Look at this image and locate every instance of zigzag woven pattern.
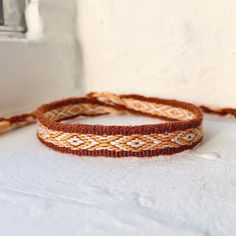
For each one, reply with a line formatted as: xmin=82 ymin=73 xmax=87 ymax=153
xmin=32 ymin=92 xmax=204 ymax=157
xmin=38 ymin=123 xmax=202 ymax=152
xmin=2 ymin=92 xmax=220 ymax=157
xmin=1 ymin=92 xmax=235 ymax=157
xmin=44 ymin=104 xmax=115 ymax=121
xmin=91 ymin=93 xmax=196 ymax=121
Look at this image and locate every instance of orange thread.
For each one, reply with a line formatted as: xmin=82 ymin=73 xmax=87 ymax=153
xmin=1 ymin=92 xmax=235 ymax=157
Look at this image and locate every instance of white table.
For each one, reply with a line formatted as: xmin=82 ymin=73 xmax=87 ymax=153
xmin=0 ymin=114 xmax=236 ymax=236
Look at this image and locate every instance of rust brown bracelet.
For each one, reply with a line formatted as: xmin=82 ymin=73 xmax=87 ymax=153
xmin=0 ymin=92 xmax=203 ymax=157
xmin=0 ymin=92 xmax=235 ymax=157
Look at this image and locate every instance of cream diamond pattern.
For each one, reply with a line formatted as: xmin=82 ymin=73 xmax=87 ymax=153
xmin=183 ymin=132 xmax=195 ymax=141
xmin=127 ymin=138 xmax=147 ymax=148
xmin=67 ymin=136 xmax=84 ymax=147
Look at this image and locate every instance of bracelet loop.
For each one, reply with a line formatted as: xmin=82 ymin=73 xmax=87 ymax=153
xmin=35 ymin=93 xmax=203 ymax=157
xmin=2 ymin=92 xmax=235 ymax=158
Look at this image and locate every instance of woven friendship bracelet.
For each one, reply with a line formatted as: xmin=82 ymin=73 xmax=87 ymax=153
xmin=1 ymin=92 xmax=236 ymax=157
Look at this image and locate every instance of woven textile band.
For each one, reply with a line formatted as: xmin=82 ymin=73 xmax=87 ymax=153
xmin=1 ymin=92 xmax=206 ymax=157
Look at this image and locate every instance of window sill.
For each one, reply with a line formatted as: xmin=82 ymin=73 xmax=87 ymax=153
xmin=0 ymin=25 xmax=25 ymax=32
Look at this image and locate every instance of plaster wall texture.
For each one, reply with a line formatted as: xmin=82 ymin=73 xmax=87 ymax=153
xmin=77 ymin=0 xmax=236 ymax=107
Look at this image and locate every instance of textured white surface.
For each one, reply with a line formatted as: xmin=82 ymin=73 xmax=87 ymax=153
xmin=77 ymin=0 xmax=236 ymax=107
xmin=0 ymin=114 xmax=236 ymax=236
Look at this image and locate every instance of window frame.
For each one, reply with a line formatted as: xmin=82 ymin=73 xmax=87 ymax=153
xmin=0 ymin=0 xmax=26 ymax=34
xmin=0 ymin=0 xmax=4 ymax=25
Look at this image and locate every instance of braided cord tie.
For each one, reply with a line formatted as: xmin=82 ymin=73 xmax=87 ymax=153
xmin=1 ymin=92 xmax=235 ymax=157
xmin=0 ymin=113 xmax=36 ymax=134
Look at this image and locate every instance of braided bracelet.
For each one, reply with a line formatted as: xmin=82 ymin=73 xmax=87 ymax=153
xmin=1 ymin=92 xmax=236 ymax=157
